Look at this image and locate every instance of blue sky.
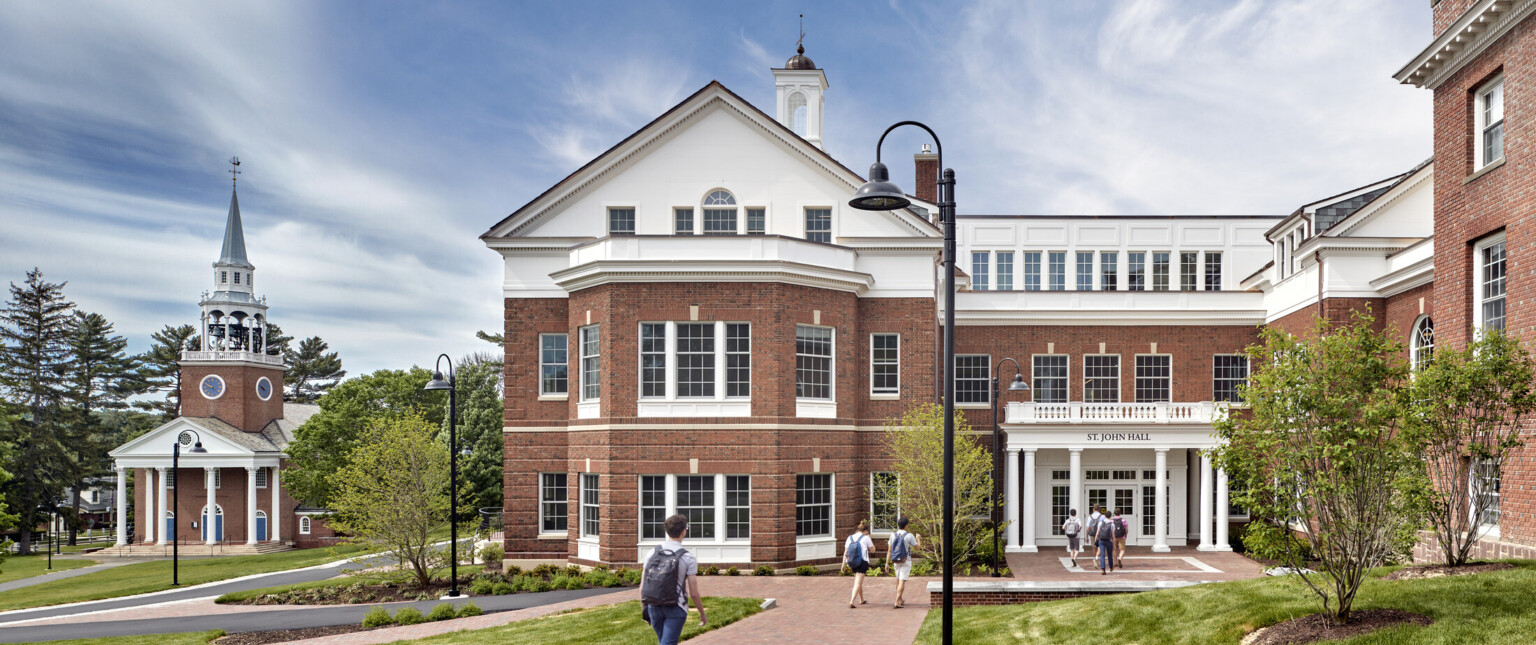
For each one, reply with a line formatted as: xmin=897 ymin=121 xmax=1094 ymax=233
xmin=0 ymin=1 xmax=1433 ymax=376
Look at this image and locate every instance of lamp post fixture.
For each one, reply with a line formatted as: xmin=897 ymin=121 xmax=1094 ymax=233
xmin=423 ymin=354 xmax=461 ymax=598
xmin=990 ymin=359 xmax=1029 ymax=577
xmin=849 ymin=120 xmax=960 ymax=644
xmin=172 ymin=430 xmax=208 ymax=586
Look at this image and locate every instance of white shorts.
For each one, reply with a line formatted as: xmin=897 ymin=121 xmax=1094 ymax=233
xmin=893 ymin=559 xmax=913 ymax=581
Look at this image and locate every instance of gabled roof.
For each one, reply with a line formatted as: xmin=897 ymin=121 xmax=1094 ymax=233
xmin=218 ymin=188 xmax=252 ymax=269
xmin=481 ymin=80 xmax=939 ymax=240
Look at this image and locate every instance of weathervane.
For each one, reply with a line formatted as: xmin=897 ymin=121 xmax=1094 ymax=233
xmin=229 ymin=156 xmax=241 ymax=185
xmin=797 ymin=14 xmax=805 ymax=51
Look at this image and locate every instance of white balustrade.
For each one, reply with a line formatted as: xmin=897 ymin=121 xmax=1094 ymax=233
xmin=1006 ymin=401 xmax=1221 ymax=424
xmin=181 ymin=350 xmax=284 ymax=366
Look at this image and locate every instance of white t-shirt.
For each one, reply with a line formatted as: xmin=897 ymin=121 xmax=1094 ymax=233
xmin=888 ymin=530 xmax=916 ymax=559
xmin=845 ymin=532 xmax=874 ymax=565
xmin=644 ymin=540 xmax=698 ymax=608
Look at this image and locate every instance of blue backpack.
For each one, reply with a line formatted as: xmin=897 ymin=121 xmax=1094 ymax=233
xmin=889 ymin=530 xmax=910 ymax=564
xmin=845 ymin=534 xmax=867 ymax=568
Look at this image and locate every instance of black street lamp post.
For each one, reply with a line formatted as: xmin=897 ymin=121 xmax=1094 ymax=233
xmin=423 ymin=354 xmax=462 ymax=598
xmin=849 ymin=121 xmax=959 ymax=644
xmin=172 ymin=430 xmax=208 ymax=586
xmin=990 ymin=359 xmax=1029 ymax=577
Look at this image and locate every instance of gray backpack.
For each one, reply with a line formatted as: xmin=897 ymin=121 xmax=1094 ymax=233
xmin=641 ymin=546 xmax=686 ymax=606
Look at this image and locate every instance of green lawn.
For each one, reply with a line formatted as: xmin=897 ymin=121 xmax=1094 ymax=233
xmin=0 ymin=556 xmax=97 ymax=584
xmin=916 ymin=560 xmax=1536 ymax=644
xmin=390 ymin=597 xmax=763 ymax=644
xmin=214 ymin=565 xmax=483 ymax=604
xmin=16 ymin=630 xmax=223 ymax=645
xmin=0 ymin=545 xmax=366 ymax=612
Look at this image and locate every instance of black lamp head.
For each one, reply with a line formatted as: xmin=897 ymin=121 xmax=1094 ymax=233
xmin=188 ymin=442 xmax=208 ymax=454
xmin=849 ymin=162 xmax=911 ymax=211
xmin=423 ymin=370 xmax=452 ymax=391
xmin=1008 ymin=373 xmax=1030 ymax=391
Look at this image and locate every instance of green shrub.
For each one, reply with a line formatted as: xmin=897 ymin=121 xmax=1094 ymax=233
xmin=504 ymin=564 xmax=523 ymax=577
xmin=753 ymin=565 xmax=774 ymax=576
xmin=621 ymin=568 xmax=643 ymax=584
xmin=726 ymin=566 xmax=740 ymax=576
xmin=394 ymin=606 xmax=426 ymax=625
xmin=427 ymin=603 xmax=458 ymax=622
xmin=457 ymin=602 xmax=483 ymax=618
xmin=361 ymin=606 xmax=395 ymax=628
xmin=470 ymin=579 xmax=494 ymax=595
xmin=999 ymin=567 xmax=1012 ymax=577
xmin=796 ymin=565 xmax=818 ymax=576
xmin=563 ymin=576 xmax=585 ymax=590
xmin=531 ymin=563 xmax=561 ymax=579
xmin=840 ymin=566 xmax=853 ymax=576
xmin=491 ymin=581 xmax=514 ymax=595
xmin=528 ymin=578 xmax=554 ymax=593
xmin=912 ymin=559 xmax=937 ymax=576
xmin=565 ymin=564 xmax=583 ymax=577
xmin=550 ymin=574 xmax=572 ymax=589
xmin=479 ymin=542 xmax=504 ymax=564
xmin=702 ymin=565 xmax=720 ymax=576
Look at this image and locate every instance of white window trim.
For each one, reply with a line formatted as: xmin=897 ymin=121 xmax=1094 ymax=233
xmin=700 ymin=189 xmax=740 ymax=236
xmin=604 ymin=203 xmax=638 ymax=236
xmin=744 ymin=203 xmax=769 ymax=235
xmin=579 ymin=325 xmax=600 ymax=403
xmin=1099 ymin=251 xmax=1119 ymax=292
xmin=1031 ymin=354 xmax=1070 ymax=404
xmin=299 ymin=516 xmax=311 ymax=535
xmin=580 ymin=473 xmax=600 ymax=539
xmin=255 ymin=467 xmax=268 ymax=489
xmin=794 ymin=472 xmax=836 ymax=541
xmin=673 ymin=207 xmax=696 ymax=235
xmin=1470 ymin=457 xmax=1501 ymax=538
xmin=635 ymin=473 xmax=753 ymax=547
xmin=971 ymin=251 xmax=991 ymax=291
xmin=1046 ymin=250 xmax=1066 ymax=292
xmin=539 ymin=472 xmax=569 ymax=537
xmin=637 ymin=321 xmax=751 ymax=403
xmin=1083 ymin=354 xmax=1122 ymax=403
xmin=869 ymin=471 xmax=900 ymax=534
xmin=1133 ymin=354 xmax=1174 ymax=403
xmin=795 ymin=324 xmax=836 ymax=403
xmin=538 ymin=333 xmax=569 ymax=400
xmin=1022 ymin=250 xmax=1042 ymax=292
xmin=869 ymin=333 xmax=900 ymax=398
xmin=800 ymin=203 xmax=836 ymax=244
xmin=1474 ymin=76 xmax=1505 ymax=171
xmin=1473 ymin=232 xmax=1507 ymax=335
xmin=955 ymin=353 xmax=992 ymax=409
xmin=1212 ymin=354 xmax=1249 ymax=403
xmin=1410 ymin=316 xmax=1434 ymax=372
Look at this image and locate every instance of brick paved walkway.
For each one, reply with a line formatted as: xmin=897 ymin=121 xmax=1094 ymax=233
xmin=1005 ymin=546 xmax=1267 ymax=583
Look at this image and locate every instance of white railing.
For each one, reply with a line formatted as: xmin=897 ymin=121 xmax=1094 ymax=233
xmin=1006 ymin=401 xmax=1225 ymax=424
xmin=181 ymin=350 xmax=285 ymax=366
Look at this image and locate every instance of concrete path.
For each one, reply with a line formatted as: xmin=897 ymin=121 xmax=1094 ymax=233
xmin=1004 ymin=545 xmax=1267 ymax=582
xmin=0 ymin=560 xmax=138 ymax=594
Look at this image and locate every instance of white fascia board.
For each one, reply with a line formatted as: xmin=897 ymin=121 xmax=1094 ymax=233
xmin=1325 ymin=164 xmax=1433 ymax=238
xmin=1264 ymin=295 xmax=1320 ymax=323
xmin=839 ymin=237 xmax=944 ymax=253
xmin=486 ymin=237 xmax=592 ymax=252
xmin=1396 ymin=0 xmax=1536 ymax=89
xmin=550 ymin=260 xmax=875 ymax=295
xmin=1301 ymin=236 xmax=1422 ymax=259
xmin=955 ymin=291 xmax=1268 ymax=326
xmin=1370 ymin=258 xmax=1435 ymax=297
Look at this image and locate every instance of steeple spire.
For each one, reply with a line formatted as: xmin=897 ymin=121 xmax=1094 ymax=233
xmin=219 ymin=158 xmax=252 ymax=270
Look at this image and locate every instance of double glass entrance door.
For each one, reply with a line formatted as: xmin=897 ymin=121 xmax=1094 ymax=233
xmin=1086 ymin=486 xmax=1136 ymax=542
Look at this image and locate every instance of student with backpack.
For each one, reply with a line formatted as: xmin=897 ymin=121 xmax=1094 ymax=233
xmin=887 ymin=516 xmax=920 ymax=609
xmin=641 ymin=514 xmax=705 ymax=645
xmin=1061 ymin=509 xmax=1082 ymax=565
xmin=1091 ymin=510 xmax=1117 ymax=575
xmin=1112 ymin=509 xmax=1129 ymax=569
xmin=1087 ymin=505 xmax=1104 ymax=561
xmin=844 ymin=519 xmax=875 ymax=608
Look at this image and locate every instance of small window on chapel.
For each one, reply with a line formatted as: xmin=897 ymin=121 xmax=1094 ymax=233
xmin=221 ymin=271 xmax=227 ymax=284
xmin=233 ymin=272 xmax=240 ymax=285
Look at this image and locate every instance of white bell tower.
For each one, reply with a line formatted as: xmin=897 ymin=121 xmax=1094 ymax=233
xmin=773 ymin=39 xmax=828 ymax=150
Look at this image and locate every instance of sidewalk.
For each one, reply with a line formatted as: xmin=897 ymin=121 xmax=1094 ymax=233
xmin=0 ymin=560 xmax=139 ymax=594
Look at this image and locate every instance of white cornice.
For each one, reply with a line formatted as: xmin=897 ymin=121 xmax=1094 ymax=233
xmin=486 ymin=237 xmax=592 ymax=253
xmin=1326 ymin=164 xmax=1433 ymax=238
xmin=550 ymin=260 xmax=876 ymax=295
xmin=1370 ymin=257 xmax=1435 ymax=297
xmin=957 ymin=309 xmax=1267 ymax=326
xmin=1397 ymin=0 xmax=1536 ymax=89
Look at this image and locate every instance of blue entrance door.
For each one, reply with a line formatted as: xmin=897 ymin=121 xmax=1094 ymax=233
xmin=255 ymin=513 xmax=267 ymax=541
xmin=201 ymin=508 xmax=224 ymax=541
xmin=164 ymin=514 xmax=175 ymax=541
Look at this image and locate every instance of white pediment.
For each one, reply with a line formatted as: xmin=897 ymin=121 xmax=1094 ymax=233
xmin=110 ymin=418 xmax=282 ymax=469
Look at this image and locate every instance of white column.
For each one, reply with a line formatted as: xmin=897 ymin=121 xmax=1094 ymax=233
xmin=1153 ymin=449 xmax=1169 ymax=553
xmin=1021 ymin=449 xmax=1038 ymax=553
xmin=246 ymin=466 xmax=259 ymax=545
xmin=1197 ymin=452 xmax=1215 ymax=551
xmin=1004 ymin=449 xmax=1020 ymax=551
xmin=1215 ymin=468 xmax=1232 ymax=551
xmin=156 ymin=467 xmax=169 ymax=545
xmin=115 ymin=466 xmax=127 ymax=546
xmin=270 ymin=467 xmax=282 ymax=543
xmin=1068 ymin=448 xmax=1083 ymax=522
xmin=206 ymin=467 xmax=218 ymax=545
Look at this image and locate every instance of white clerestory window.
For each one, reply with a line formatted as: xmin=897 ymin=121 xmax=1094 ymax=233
xmin=1476 ymin=77 xmax=1504 ymax=171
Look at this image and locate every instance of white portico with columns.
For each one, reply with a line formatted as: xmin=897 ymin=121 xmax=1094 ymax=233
xmin=1000 ymin=403 xmax=1237 ymax=554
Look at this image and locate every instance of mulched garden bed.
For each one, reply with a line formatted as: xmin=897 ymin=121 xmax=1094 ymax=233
xmin=1242 ymin=609 xmax=1432 ymax=645
xmin=1382 ymin=561 xmax=1514 ymax=581
xmin=213 ymin=624 xmax=380 ymax=645
xmin=230 ymin=580 xmax=466 ymax=605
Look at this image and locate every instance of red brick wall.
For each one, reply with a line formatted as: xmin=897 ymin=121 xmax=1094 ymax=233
xmin=179 ymin=363 xmax=285 ymax=432
xmin=914 ymin=154 xmax=938 ymax=205
xmin=294 ymin=515 xmax=339 ymax=549
xmin=1383 ymin=283 xmax=1435 ymax=350
xmin=1435 ymin=0 xmax=1478 ymax=37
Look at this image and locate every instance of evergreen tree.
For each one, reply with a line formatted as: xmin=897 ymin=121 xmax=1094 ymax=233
xmin=262 ymin=322 xmax=293 ymax=357
xmin=135 ymin=324 xmax=198 ymax=419
xmin=62 ymin=311 xmax=141 ymax=544
xmin=0 ymin=269 xmax=76 ymax=554
xmin=444 ymin=360 xmax=504 ymax=515
xmin=474 ymin=330 xmax=504 ymax=347
xmin=284 ymin=336 xmax=345 ymax=403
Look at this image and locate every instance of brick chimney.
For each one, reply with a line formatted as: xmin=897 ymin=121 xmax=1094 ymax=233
xmin=914 ymin=144 xmax=938 ymax=205
xmin=1433 ymin=0 xmax=1476 ymax=37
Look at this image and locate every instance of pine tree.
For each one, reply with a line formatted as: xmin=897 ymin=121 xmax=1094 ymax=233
xmin=444 ymin=360 xmax=504 ymax=514
xmin=135 ymin=324 xmax=198 ymax=419
xmin=0 ymin=269 xmax=76 ymax=554
xmin=62 ymin=311 xmax=141 ymax=545
xmin=285 ymin=336 xmax=345 ymax=403
xmin=262 ymin=322 xmax=293 ymax=357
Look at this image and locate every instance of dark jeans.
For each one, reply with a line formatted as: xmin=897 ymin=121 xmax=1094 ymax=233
xmin=1096 ymin=539 xmax=1116 ymax=570
xmin=647 ymin=603 xmax=687 ymax=645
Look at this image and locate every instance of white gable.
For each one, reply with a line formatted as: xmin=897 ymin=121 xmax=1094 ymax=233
xmin=110 ymin=417 xmax=283 ymax=469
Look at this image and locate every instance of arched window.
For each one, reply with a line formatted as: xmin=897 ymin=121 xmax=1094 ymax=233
xmin=788 ymin=93 xmax=808 ymax=136
xmin=300 ymin=516 xmax=312 ymax=535
xmin=1411 ymin=316 xmax=1434 ymax=371
xmin=702 ymin=190 xmax=738 ymax=235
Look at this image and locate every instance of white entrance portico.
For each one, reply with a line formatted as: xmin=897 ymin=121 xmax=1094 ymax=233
xmin=1001 ymin=401 xmax=1235 ymax=554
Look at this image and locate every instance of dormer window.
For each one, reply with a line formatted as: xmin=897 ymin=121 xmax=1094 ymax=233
xmin=703 ymin=190 xmax=737 ymax=235
xmin=1476 ymin=77 xmax=1504 ymax=171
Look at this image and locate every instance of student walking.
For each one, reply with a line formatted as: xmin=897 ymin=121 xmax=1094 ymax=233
xmin=641 ymin=514 xmax=706 ymax=645
xmin=1112 ymin=509 xmax=1129 ymax=569
xmin=1091 ymin=511 xmax=1116 ymax=575
xmin=1088 ymin=506 xmax=1105 ymax=561
xmin=887 ymin=516 xmax=920 ymax=608
xmin=1062 ymin=509 xmax=1082 ymax=565
xmin=844 ymin=519 xmax=875 ymax=608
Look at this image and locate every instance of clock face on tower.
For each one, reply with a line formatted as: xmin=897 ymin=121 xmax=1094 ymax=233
xmin=200 ymin=374 xmax=226 ymax=400
xmin=256 ymin=376 xmax=273 ymax=401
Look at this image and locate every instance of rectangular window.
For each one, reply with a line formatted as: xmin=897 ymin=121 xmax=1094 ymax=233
xmin=1051 ymin=485 xmax=1070 ymax=536
xmin=540 ymin=334 xmax=569 ymax=396
xmin=1478 ymin=236 xmax=1506 ymax=332
xmin=870 ymin=333 xmax=900 ymax=395
xmin=580 ymin=474 xmax=599 ymax=538
xmin=214 ymin=469 xmax=222 ymax=489
xmin=167 ymin=470 xmax=176 ymax=488
xmin=639 ymin=324 xmax=666 ymax=398
xmin=1101 ymin=252 xmax=1118 ymax=291
xmin=1052 ymin=470 xmax=1070 ymax=480
xmin=1180 ymin=252 xmax=1198 ymax=291
xmin=1112 ymin=470 xmax=1137 ymax=480
xmin=1152 ymin=252 xmax=1170 ymax=291
xmin=220 ymin=271 xmax=227 ymax=284
xmin=1084 ymin=470 xmax=1111 ymax=481
xmin=726 ymin=323 xmax=751 ymax=398
xmin=255 ymin=468 xmax=268 ymax=489
xmin=1204 ymin=252 xmax=1222 ymax=291
xmin=674 ymin=208 xmax=694 ymax=235
xmin=1024 ymin=252 xmax=1042 ymax=291
xmin=1032 ymin=355 xmax=1068 ymax=403
xmin=1135 ymin=355 xmax=1172 ymax=402
xmin=726 ymin=475 xmax=751 ymax=538
xmin=1471 ymin=458 xmax=1501 ymax=529
xmin=233 ymin=272 xmax=240 ymax=285
xmin=580 ymin=325 xmax=600 ymax=401
xmin=1127 ymin=252 xmax=1145 ymax=291
xmin=676 ymin=475 xmax=715 ymax=539
xmin=971 ymin=252 xmax=990 ymax=291
xmin=640 ymin=475 xmax=666 ymax=540
xmin=955 ymin=354 xmax=991 ymax=405
xmin=746 ymin=208 xmax=766 ymax=235
xmin=1077 ymin=252 xmax=1094 ymax=290
xmin=870 ymin=472 xmax=900 ymax=532
xmin=676 ymin=323 xmax=715 ymax=398
xmin=540 ymin=473 xmax=568 ymax=533
xmin=796 ymin=474 xmax=833 ymax=537
xmin=805 ymin=208 xmax=831 ymax=243
xmin=1048 ymin=251 xmax=1066 ymax=291
xmin=1084 ymin=355 xmax=1120 ymax=403
xmin=703 ymin=208 xmax=736 ymax=235
xmin=608 ymin=208 xmax=635 ymax=236
xmin=996 ymin=252 xmax=1014 ymax=291
xmin=1213 ymin=355 xmax=1249 ymax=403
xmin=795 ymin=325 xmax=833 ymax=400
xmin=1141 ymin=485 xmax=1169 ymax=536
xmin=1478 ymin=79 xmax=1505 ymax=169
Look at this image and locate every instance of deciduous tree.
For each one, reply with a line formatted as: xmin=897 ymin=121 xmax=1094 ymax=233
xmin=327 ymin=415 xmax=451 ymax=589
xmin=884 ymin=403 xmax=994 ymax=568
xmin=446 ymin=360 xmax=504 ymax=515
